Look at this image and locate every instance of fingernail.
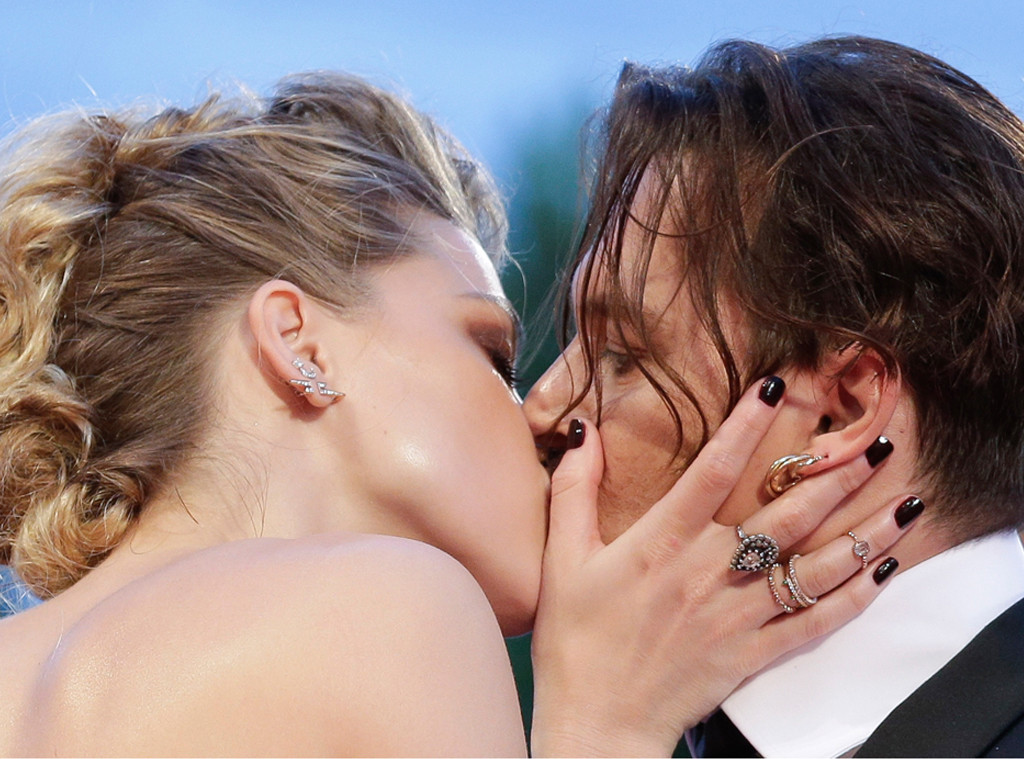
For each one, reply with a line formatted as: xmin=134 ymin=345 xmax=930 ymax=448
xmin=873 ymin=557 xmax=899 ymax=585
xmin=758 ymin=376 xmax=785 ymax=407
xmin=894 ymin=496 xmax=925 ymax=528
xmin=865 ymin=436 xmax=894 ymax=468
xmin=567 ymin=419 xmax=585 ymax=449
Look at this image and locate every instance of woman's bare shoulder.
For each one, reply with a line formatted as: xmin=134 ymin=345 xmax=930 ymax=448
xmin=38 ymin=535 xmax=526 ymax=756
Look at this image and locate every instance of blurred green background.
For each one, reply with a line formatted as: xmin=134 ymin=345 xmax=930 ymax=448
xmin=499 ymin=99 xmax=587 ymax=751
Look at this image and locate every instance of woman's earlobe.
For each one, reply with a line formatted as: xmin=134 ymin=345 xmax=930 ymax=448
xmin=246 ymin=280 xmax=343 ymax=408
xmin=287 ymin=357 xmax=344 ymax=406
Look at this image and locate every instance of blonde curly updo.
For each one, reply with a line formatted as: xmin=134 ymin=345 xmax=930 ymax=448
xmin=0 ymin=74 xmax=507 ymax=596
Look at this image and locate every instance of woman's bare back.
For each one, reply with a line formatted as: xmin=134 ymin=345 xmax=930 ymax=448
xmin=0 ymin=535 xmax=526 ymax=756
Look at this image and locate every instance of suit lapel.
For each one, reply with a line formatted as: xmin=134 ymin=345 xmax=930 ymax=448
xmin=857 ymin=597 xmax=1024 ymax=757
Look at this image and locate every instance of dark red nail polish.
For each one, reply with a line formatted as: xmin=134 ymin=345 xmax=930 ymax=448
xmin=873 ymin=557 xmax=899 ymax=584
xmin=894 ymin=496 xmax=925 ymax=528
xmin=865 ymin=436 xmax=894 ymax=468
xmin=567 ymin=419 xmax=585 ymax=449
xmin=758 ymin=376 xmax=785 ymax=407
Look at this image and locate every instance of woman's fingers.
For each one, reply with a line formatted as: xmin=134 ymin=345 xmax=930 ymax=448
xmin=758 ymin=551 xmax=902 ymax=662
xmin=742 ymin=435 xmax=894 ymax=550
xmin=545 ymin=418 xmax=606 ymax=567
xmin=778 ymin=495 xmax=924 ymax=602
xmin=631 ymin=377 xmax=787 ymax=543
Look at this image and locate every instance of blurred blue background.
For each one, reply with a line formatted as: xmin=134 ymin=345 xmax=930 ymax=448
xmin=2 ymin=0 xmax=1021 ymax=749
xmin=3 ymin=1 xmax=1023 ymax=177
xmin=3 ymin=0 xmax=1022 ymax=382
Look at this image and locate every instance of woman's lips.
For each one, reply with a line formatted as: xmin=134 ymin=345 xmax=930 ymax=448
xmin=535 ymin=430 xmax=568 ymax=476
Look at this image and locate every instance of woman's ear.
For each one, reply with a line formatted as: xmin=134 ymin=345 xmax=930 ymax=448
xmin=246 ymin=280 xmax=344 ymax=409
xmin=787 ymin=344 xmax=900 ymax=471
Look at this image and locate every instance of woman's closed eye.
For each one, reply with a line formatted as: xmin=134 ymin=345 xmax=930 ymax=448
xmin=489 ymin=345 xmax=519 ymax=387
xmin=472 ymin=323 xmax=520 ymax=388
xmin=461 ymin=293 xmax=522 ymax=389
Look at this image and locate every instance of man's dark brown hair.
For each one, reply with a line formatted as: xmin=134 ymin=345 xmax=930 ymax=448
xmin=569 ymin=36 xmax=1024 ymax=540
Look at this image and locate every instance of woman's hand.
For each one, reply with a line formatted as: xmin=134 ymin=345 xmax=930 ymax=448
xmin=529 ymin=378 xmax=919 ymax=757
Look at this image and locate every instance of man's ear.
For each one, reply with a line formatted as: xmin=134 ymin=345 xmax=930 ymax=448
xmin=789 ymin=344 xmax=900 ymax=469
xmin=246 ymin=280 xmax=343 ymax=409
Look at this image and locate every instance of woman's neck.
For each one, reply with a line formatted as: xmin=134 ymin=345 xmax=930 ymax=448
xmin=60 ymin=415 xmax=365 ymax=610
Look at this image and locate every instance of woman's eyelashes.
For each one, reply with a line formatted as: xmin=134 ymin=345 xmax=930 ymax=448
xmin=469 ymin=310 xmax=521 ymax=389
xmin=489 ymin=347 xmax=520 ymax=387
xmin=474 ymin=326 xmax=519 ymax=387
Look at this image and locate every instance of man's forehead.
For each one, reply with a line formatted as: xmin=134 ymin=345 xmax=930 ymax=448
xmin=571 ymin=229 xmax=683 ymax=319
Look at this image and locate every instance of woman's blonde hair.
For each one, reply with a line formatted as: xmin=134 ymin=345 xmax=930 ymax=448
xmin=0 ymin=73 xmax=507 ymax=596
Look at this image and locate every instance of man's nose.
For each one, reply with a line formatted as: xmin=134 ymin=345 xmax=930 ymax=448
xmin=523 ymin=358 xmax=573 ymax=469
xmin=523 ymin=342 xmax=589 ymax=453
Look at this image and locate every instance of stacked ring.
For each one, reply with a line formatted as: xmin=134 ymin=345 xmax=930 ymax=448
xmin=782 ymin=554 xmax=817 ymax=608
xmin=766 ymin=563 xmax=795 ymax=614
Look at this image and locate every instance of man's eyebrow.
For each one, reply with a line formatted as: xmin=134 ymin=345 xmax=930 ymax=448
xmin=577 ymin=294 xmax=667 ymax=336
xmin=459 ymin=293 xmax=523 ymax=350
xmin=570 ymin=264 xmax=635 ymax=325
xmin=577 ymin=295 xmax=632 ymax=325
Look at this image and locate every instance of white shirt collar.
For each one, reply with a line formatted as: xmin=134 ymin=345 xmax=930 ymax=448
xmin=719 ymin=530 xmax=1024 ymax=758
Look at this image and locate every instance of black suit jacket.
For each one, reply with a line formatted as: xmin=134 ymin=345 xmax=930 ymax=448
xmin=857 ymin=596 xmax=1024 ymax=757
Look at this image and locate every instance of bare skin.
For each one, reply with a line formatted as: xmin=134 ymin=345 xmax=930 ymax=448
xmin=0 ymin=214 xmax=919 ymax=757
xmin=0 ymin=216 xmax=540 ymax=756
xmin=1 ymin=536 xmax=525 ymax=756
